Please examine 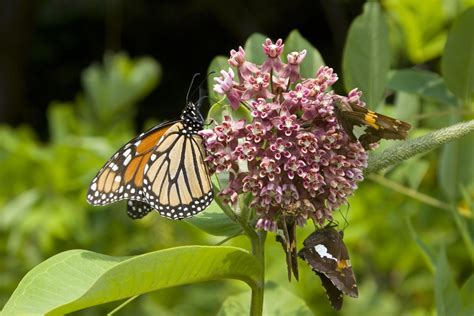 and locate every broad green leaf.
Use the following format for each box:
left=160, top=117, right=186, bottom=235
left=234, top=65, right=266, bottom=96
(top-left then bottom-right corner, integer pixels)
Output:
left=207, top=101, right=252, bottom=124
left=186, top=201, right=242, bottom=236
left=460, top=275, right=474, bottom=316
left=218, top=282, right=313, bottom=315
left=207, top=55, right=230, bottom=103
left=387, top=69, right=457, bottom=106
left=438, top=116, right=474, bottom=200
left=283, top=30, right=325, bottom=78
left=435, top=247, right=462, bottom=316
left=394, top=91, right=420, bottom=128
left=2, top=246, right=260, bottom=315
left=442, top=7, right=474, bottom=104
left=82, top=53, right=160, bottom=121
left=342, top=2, right=390, bottom=108
left=244, top=33, right=268, bottom=65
